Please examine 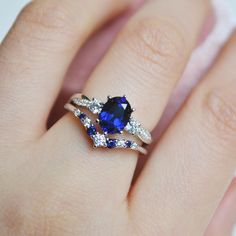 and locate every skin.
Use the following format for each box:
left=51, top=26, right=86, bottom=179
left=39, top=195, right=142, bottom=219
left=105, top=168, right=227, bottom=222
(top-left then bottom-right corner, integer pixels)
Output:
left=0, top=0, right=236, bottom=235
